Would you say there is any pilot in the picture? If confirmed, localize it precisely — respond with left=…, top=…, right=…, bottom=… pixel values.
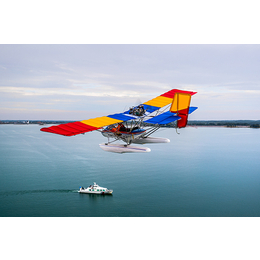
left=116, top=123, right=127, bottom=132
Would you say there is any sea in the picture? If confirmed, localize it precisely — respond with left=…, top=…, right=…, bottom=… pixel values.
left=0, top=124, right=260, bottom=217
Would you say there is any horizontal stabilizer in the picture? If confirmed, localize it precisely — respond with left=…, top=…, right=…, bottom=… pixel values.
left=189, top=107, right=198, bottom=114
left=144, top=111, right=181, bottom=125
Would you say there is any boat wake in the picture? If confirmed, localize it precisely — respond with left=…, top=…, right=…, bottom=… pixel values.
left=0, top=189, right=78, bottom=197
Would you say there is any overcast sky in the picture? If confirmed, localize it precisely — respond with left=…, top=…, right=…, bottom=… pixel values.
left=1, top=44, right=260, bottom=120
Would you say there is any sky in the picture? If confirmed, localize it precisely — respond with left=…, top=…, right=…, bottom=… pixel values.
left=1, top=44, right=260, bottom=121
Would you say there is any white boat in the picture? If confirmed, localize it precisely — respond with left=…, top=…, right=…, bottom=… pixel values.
left=78, top=182, right=113, bottom=195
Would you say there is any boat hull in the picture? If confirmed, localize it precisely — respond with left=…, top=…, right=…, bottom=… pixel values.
left=99, top=143, right=151, bottom=153
left=78, top=190, right=113, bottom=195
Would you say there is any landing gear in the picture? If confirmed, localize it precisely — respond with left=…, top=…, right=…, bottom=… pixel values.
left=125, top=140, right=132, bottom=146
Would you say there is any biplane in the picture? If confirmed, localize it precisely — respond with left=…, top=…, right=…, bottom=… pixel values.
left=40, top=89, right=198, bottom=153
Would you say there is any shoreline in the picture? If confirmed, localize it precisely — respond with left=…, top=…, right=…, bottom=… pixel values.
left=1, top=119, right=260, bottom=129
left=0, top=123, right=258, bottom=129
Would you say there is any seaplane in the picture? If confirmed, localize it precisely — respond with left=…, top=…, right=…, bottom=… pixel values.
left=40, top=89, right=198, bottom=153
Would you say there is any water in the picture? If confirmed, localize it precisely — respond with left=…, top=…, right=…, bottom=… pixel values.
left=0, top=125, right=260, bottom=217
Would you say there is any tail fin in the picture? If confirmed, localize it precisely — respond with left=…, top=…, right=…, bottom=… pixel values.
left=170, top=90, right=197, bottom=128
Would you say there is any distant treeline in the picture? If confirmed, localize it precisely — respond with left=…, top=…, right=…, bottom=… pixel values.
left=145, top=120, right=260, bottom=128
left=0, top=120, right=72, bottom=125
left=1, top=120, right=260, bottom=128
left=187, top=120, right=260, bottom=128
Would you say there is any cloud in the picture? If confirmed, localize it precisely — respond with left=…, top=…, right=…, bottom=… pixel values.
left=0, top=85, right=142, bottom=98
left=1, top=44, right=260, bottom=120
